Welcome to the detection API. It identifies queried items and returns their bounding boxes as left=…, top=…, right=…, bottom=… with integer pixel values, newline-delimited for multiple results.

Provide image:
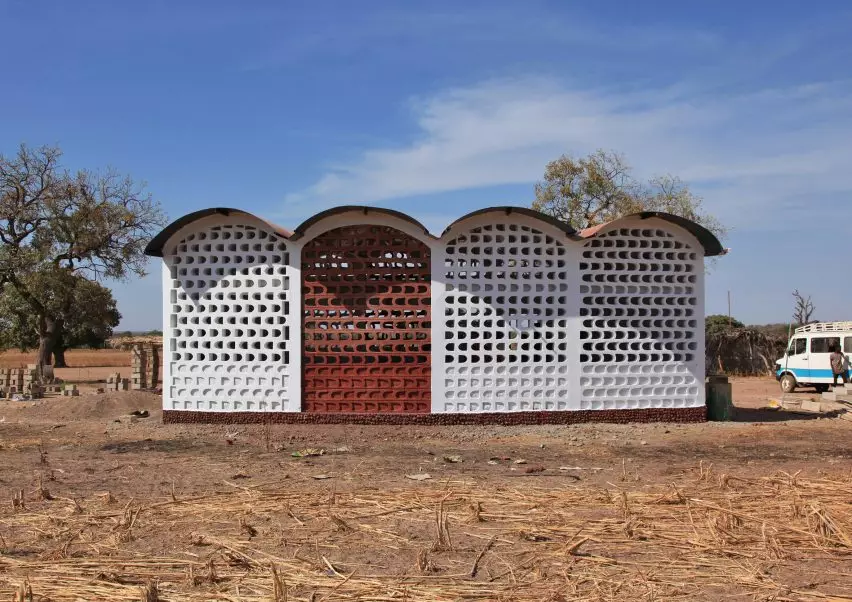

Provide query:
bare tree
left=792, top=290, right=816, bottom=326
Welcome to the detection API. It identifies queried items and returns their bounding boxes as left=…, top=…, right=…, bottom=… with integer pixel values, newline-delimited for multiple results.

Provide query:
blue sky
left=2, top=0, right=851, bottom=329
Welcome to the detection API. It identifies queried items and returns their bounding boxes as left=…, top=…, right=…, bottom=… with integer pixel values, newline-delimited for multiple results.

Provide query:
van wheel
left=780, top=373, right=797, bottom=393
left=815, top=384, right=830, bottom=393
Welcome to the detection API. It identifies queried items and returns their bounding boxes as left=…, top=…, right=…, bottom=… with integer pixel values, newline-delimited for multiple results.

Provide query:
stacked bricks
left=23, top=365, right=39, bottom=397
left=62, top=384, right=79, bottom=397
left=131, top=343, right=161, bottom=390
left=131, top=344, right=147, bottom=390
left=0, top=368, right=25, bottom=397
left=145, top=343, right=159, bottom=390
left=106, top=372, right=130, bottom=392
left=0, top=369, right=12, bottom=396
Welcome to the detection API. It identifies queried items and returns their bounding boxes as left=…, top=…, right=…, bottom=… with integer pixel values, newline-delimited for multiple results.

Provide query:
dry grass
left=1, top=465, right=852, bottom=600
left=0, top=349, right=129, bottom=369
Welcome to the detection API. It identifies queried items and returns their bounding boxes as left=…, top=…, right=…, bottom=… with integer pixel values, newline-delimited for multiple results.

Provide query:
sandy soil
left=0, top=349, right=129, bottom=369
left=0, top=377, right=850, bottom=600
left=0, top=349, right=166, bottom=386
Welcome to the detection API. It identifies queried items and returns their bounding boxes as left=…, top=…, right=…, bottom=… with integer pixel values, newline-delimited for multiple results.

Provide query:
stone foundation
left=163, top=406, right=706, bottom=425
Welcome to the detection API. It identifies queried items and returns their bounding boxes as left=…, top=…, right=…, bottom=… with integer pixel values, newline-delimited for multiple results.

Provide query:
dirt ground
left=1, top=377, right=851, bottom=600
left=0, top=349, right=129, bottom=370
left=0, top=349, right=164, bottom=387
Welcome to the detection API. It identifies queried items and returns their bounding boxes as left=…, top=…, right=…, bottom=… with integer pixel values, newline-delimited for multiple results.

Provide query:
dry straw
left=1, top=465, right=852, bottom=600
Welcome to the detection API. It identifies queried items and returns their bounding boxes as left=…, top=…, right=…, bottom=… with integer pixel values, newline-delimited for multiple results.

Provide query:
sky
left=2, top=0, right=851, bottom=329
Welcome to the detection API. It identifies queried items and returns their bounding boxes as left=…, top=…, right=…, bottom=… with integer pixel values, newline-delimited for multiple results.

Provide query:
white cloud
left=283, top=76, right=852, bottom=230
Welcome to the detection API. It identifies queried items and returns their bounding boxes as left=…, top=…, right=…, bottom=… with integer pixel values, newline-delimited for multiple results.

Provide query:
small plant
left=270, top=564, right=288, bottom=601
left=431, top=494, right=453, bottom=552
left=13, top=579, right=32, bottom=602
left=139, top=581, right=160, bottom=602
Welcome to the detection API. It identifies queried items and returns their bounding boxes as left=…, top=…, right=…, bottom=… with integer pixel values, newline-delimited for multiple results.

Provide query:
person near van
left=830, top=344, right=849, bottom=387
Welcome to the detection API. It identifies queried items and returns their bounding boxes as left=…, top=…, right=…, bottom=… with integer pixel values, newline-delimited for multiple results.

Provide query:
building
left=145, top=206, right=725, bottom=424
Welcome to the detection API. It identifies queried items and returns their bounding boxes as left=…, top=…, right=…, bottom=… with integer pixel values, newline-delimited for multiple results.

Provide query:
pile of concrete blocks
left=62, top=384, right=80, bottom=397
left=0, top=368, right=25, bottom=398
left=770, top=385, right=852, bottom=418
left=821, top=383, right=852, bottom=403
left=106, top=372, right=130, bottom=392
left=23, top=365, right=43, bottom=398
left=821, top=384, right=852, bottom=421
left=130, top=343, right=160, bottom=390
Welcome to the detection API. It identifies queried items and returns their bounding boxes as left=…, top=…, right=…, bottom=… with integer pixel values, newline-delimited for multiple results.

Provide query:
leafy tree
left=0, top=144, right=166, bottom=365
left=0, top=274, right=121, bottom=366
left=531, top=149, right=726, bottom=239
left=705, top=314, right=744, bottom=337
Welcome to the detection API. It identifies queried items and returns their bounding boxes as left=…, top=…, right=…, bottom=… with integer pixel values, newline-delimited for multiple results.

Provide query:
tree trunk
left=52, top=330, right=68, bottom=368
left=37, top=316, right=63, bottom=367
left=53, top=346, right=68, bottom=368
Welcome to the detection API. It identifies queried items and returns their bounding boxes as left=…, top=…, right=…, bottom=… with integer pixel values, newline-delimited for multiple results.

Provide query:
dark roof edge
left=441, top=206, right=577, bottom=238
left=578, top=212, right=726, bottom=257
left=289, top=205, right=434, bottom=241
left=146, top=207, right=725, bottom=258
left=144, top=208, right=292, bottom=257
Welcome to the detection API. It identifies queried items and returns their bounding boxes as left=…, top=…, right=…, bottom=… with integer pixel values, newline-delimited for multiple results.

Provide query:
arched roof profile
left=441, top=206, right=578, bottom=238
left=289, top=205, right=434, bottom=241
left=144, top=208, right=293, bottom=257
left=577, top=212, right=726, bottom=257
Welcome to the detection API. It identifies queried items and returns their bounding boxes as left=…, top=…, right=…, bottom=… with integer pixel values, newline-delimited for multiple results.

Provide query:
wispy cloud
left=242, top=6, right=721, bottom=72
left=283, top=76, right=852, bottom=230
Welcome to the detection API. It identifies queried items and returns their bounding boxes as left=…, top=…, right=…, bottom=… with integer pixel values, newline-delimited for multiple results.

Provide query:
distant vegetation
left=113, top=330, right=163, bottom=338
left=705, top=317, right=789, bottom=376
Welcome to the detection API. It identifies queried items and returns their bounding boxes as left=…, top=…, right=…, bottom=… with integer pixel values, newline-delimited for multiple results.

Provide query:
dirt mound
left=1, top=391, right=161, bottom=423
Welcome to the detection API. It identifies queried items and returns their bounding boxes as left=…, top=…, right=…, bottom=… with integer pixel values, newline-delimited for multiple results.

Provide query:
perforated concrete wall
left=431, top=215, right=581, bottom=412
left=301, top=224, right=432, bottom=413
left=578, top=222, right=704, bottom=410
left=162, top=217, right=297, bottom=412
left=154, top=208, right=713, bottom=416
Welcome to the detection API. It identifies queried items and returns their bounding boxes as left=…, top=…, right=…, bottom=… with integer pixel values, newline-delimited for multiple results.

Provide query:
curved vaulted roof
left=577, top=212, right=726, bottom=257
left=144, top=208, right=293, bottom=257
left=288, top=205, right=434, bottom=241
left=146, top=206, right=726, bottom=258
left=441, top=206, right=578, bottom=238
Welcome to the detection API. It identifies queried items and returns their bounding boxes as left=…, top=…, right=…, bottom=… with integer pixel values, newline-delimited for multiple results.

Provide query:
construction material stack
left=144, top=343, right=159, bottom=390
left=131, top=344, right=147, bottom=390
left=106, top=372, right=130, bottom=392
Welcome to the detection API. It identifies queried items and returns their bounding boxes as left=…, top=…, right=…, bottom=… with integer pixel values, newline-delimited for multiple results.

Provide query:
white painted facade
left=155, top=209, right=707, bottom=414
left=432, top=212, right=582, bottom=412
left=161, top=214, right=300, bottom=412
left=578, top=221, right=705, bottom=410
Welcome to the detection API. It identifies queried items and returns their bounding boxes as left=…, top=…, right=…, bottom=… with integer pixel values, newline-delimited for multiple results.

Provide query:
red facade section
left=302, top=225, right=431, bottom=413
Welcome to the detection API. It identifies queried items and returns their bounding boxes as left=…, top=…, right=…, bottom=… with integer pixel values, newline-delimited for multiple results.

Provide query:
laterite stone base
left=163, top=406, right=706, bottom=425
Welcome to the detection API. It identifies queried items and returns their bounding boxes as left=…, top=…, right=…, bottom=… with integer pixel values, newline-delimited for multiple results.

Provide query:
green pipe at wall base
left=705, top=374, right=733, bottom=421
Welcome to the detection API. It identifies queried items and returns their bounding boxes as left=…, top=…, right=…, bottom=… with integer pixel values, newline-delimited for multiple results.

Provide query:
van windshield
left=789, top=338, right=806, bottom=355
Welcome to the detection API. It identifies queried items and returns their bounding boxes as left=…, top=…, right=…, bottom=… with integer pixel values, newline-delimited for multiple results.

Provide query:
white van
left=776, top=321, right=852, bottom=393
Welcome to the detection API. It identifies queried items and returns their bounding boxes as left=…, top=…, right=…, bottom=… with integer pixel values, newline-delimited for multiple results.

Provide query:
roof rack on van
left=794, top=321, right=852, bottom=334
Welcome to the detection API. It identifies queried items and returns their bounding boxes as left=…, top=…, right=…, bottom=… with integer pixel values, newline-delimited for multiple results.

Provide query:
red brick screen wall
left=302, top=225, right=432, bottom=412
